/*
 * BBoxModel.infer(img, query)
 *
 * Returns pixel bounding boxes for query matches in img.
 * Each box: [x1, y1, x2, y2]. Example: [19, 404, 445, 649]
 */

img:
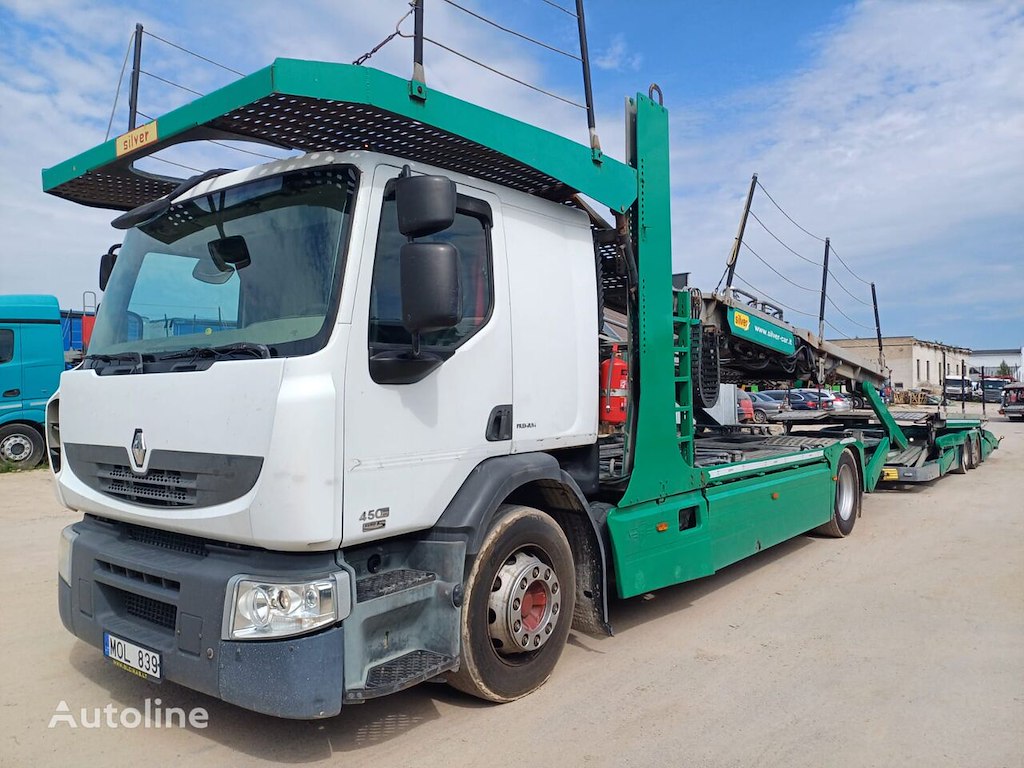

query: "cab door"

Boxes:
[342, 166, 512, 543]
[0, 325, 24, 416]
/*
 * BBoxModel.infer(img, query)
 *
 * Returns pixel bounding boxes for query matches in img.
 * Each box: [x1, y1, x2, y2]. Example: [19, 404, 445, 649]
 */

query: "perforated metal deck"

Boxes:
[43, 59, 637, 214]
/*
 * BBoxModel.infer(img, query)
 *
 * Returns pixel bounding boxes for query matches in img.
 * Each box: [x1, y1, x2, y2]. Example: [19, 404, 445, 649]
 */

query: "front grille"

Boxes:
[124, 592, 177, 630]
[97, 560, 181, 591]
[125, 524, 208, 557]
[97, 463, 198, 507]
[65, 444, 263, 509]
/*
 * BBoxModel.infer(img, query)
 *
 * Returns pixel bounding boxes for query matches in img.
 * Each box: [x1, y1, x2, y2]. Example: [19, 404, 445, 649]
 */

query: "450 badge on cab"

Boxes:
[360, 506, 390, 532]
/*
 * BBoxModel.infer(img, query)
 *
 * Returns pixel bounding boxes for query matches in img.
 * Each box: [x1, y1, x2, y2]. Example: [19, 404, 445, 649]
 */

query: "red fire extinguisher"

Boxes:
[599, 344, 628, 424]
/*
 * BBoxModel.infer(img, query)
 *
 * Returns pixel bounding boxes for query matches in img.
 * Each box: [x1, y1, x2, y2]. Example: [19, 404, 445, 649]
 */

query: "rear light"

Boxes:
[808, 402, 818, 408]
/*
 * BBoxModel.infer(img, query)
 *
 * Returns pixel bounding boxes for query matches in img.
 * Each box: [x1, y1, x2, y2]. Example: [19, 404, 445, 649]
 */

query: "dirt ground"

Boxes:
[2, 404, 1022, 768]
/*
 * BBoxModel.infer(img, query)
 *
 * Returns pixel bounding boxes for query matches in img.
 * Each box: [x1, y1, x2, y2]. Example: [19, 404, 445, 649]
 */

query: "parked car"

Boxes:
[797, 388, 851, 412]
[761, 389, 831, 411]
[749, 391, 783, 423]
[736, 389, 755, 423]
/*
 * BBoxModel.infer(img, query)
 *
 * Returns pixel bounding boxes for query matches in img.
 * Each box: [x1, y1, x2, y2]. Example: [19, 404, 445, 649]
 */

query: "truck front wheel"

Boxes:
[815, 450, 860, 538]
[448, 505, 576, 702]
[0, 424, 44, 468]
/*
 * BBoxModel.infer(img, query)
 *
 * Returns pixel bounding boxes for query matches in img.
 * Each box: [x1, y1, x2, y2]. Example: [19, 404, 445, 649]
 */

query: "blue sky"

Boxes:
[1, 0, 1022, 350]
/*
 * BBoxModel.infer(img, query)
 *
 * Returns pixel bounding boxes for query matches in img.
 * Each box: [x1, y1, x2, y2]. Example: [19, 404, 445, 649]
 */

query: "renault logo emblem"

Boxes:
[130, 429, 147, 470]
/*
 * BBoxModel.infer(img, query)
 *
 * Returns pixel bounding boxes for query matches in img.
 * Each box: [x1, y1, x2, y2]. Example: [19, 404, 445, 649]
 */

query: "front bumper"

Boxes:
[58, 516, 349, 719]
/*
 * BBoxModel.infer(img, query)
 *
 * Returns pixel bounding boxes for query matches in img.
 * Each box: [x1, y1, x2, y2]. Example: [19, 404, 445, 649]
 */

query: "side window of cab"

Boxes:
[0, 329, 13, 364]
[368, 187, 493, 352]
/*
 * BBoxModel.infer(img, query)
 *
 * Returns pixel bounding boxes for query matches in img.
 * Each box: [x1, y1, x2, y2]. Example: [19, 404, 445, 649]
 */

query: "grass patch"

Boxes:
[0, 460, 47, 474]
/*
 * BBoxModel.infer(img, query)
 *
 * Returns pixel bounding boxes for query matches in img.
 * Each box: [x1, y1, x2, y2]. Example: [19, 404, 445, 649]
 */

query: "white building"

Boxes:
[830, 336, 971, 392]
[969, 348, 1022, 381]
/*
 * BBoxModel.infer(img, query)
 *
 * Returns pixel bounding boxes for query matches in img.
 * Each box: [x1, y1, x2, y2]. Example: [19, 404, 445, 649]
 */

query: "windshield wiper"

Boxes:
[83, 351, 150, 373]
[155, 342, 273, 362]
[85, 351, 149, 364]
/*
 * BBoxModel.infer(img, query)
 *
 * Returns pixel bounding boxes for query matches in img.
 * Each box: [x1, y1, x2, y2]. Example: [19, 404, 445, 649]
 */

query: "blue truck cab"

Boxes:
[0, 295, 64, 467]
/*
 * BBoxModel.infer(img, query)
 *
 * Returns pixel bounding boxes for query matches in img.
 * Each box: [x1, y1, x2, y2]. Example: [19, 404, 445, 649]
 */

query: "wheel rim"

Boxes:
[754, 410, 767, 423]
[0, 434, 33, 463]
[836, 463, 856, 521]
[488, 550, 560, 655]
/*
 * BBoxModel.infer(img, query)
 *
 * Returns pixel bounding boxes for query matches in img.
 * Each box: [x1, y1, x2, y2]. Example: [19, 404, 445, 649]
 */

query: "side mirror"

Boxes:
[99, 244, 120, 292]
[401, 242, 461, 335]
[368, 242, 461, 386]
[395, 175, 456, 238]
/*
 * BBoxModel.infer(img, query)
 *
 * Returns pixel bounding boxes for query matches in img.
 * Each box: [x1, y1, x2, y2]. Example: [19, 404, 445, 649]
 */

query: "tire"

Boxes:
[951, 442, 968, 474]
[448, 505, 576, 702]
[753, 409, 768, 424]
[965, 435, 979, 470]
[815, 450, 860, 538]
[0, 423, 45, 468]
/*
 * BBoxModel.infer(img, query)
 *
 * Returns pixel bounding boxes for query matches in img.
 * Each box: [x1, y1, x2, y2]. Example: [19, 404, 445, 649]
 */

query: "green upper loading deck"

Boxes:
[42, 59, 637, 212]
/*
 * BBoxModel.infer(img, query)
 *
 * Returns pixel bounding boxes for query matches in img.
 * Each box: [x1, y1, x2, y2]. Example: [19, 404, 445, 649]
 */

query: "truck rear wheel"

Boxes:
[951, 442, 968, 474]
[448, 505, 576, 702]
[815, 450, 860, 538]
[0, 424, 44, 468]
[965, 435, 979, 470]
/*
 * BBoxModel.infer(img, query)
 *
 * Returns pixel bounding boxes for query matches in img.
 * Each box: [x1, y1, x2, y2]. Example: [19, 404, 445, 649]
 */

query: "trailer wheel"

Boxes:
[0, 424, 45, 468]
[448, 505, 576, 702]
[965, 435, 979, 470]
[951, 443, 968, 475]
[815, 450, 860, 538]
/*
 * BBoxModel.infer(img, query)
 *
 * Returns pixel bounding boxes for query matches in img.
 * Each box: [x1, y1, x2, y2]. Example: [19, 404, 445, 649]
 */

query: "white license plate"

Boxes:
[104, 632, 162, 680]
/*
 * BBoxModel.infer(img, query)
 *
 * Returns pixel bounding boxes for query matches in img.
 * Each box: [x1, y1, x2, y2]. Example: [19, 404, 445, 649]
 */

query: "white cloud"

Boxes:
[668, 0, 1024, 344]
[593, 34, 641, 72]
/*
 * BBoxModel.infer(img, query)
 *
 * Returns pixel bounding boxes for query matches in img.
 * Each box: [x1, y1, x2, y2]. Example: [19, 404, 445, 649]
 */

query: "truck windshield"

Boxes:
[88, 165, 358, 362]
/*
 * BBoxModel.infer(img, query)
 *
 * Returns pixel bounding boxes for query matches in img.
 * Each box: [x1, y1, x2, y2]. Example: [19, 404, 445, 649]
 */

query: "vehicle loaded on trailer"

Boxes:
[0, 295, 64, 468]
[43, 4, 997, 718]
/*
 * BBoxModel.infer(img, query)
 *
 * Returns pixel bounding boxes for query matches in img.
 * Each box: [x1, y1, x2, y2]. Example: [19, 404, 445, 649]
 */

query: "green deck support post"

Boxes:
[617, 94, 702, 508]
[860, 381, 909, 450]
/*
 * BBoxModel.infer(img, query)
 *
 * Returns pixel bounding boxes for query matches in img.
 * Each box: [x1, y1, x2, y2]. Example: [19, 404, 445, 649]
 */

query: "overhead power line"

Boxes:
[102, 31, 134, 143]
[827, 268, 873, 306]
[140, 69, 203, 97]
[732, 273, 818, 321]
[741, 242, 818, 293]
[442, 0, 581, 60]
[538, 0, 578, 17]
[826, 243, 872, 286]
[748, 210, 821, 266]
[825, 295, 875, 331]
[412, 34, 586, 109]
[142, 30, 245, 76]
[755, 179, 826, 243]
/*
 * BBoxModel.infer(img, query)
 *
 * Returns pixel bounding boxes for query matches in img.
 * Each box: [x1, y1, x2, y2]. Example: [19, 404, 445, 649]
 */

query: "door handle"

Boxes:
[485, 404, 513, 441]
[2, 389, 19, 398]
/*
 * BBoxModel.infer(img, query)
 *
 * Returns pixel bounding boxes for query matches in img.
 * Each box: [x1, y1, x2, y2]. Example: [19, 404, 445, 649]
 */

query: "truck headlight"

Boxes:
[226, 575, 350, 640]
[58, 526, 78, 585]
